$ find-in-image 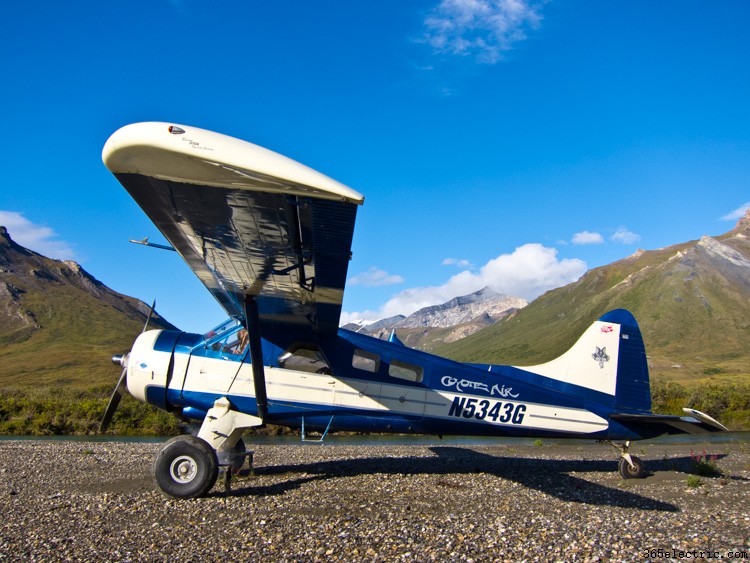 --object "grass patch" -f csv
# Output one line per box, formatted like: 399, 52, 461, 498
651, 378, 750, 430
686, 475, 702, 488
689, 450, 723, 477
0, 385, 180, 436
